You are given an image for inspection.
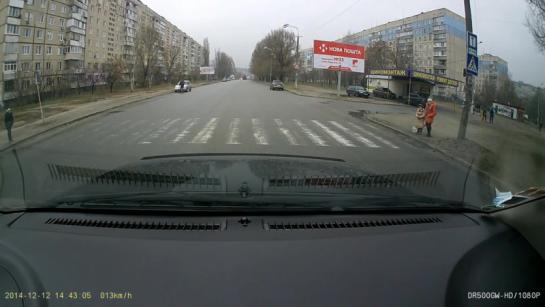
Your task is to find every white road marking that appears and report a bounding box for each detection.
[138,119,181,144]
[311,120,355,147]
[120,119,148,144]
[191,117,218,143]
[364,123,379,130]
[329,121,379,148]
[274,119,299,145]
[170,118,200,143]
[251,118,269,145]
[293,119,328,146]
[348,122,399,149]
[226,118,241,144]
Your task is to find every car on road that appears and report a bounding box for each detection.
[405,93,427,106]
[270,80,284,91]
[346,85,370,98]
[373,87,397,99]
[175,80,192,93]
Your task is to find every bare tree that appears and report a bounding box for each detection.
[135,24,163,88]
[103,56,126,93]
[526,0,545,52]
[365,40,396,69]
[165,43,182,83]
[250,29,296,81]
[214,50,236,79]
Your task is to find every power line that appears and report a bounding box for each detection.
[311,0,362,34]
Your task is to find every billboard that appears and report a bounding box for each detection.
[199,66,215,75]
[313,40,365,73]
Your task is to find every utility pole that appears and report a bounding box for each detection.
[283,24,300,88]
[337,65,341,96]
[457,0,474,140]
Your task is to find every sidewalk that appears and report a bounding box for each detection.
[366,101,545,190]
[0,82,214,150]
[285,83,406,107]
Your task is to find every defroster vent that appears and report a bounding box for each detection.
[45,217,224,231]
[264,217,442,230]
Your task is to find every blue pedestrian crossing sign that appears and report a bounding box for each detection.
[466,32,479,76]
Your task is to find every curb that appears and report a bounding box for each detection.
[284,87,410,107]
[365,114,514,190]
[0,82,216,151]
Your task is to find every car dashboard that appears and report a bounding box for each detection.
[0,209,544,307]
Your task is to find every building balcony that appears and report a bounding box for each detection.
[7,17,21,25]
[70,40,85,47]
[123,40,134,46]
[3,71,16,80]
[71,12,84,21]
[64,53,84,61]
[68,26,86,35]
[9,0,24,8]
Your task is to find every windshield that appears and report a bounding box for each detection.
[1,1,544,213]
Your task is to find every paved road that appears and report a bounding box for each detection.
[1,80,494,206]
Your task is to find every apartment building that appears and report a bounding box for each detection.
[1,0,203,105]
[301,8,466,98]
[475,53,508,93]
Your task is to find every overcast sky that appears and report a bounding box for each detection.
[145,0,544,86]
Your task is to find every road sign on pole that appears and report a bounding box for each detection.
[466,32,478,76]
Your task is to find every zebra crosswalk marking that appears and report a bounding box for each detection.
[311,120,355,147]
[191,117,219,143]
[347,122,399,149]
[226,118,241,144]
[329,121,379,148]
[293,119,328,146]
[251,118,269,145]
[274,119,299,145]
[170,118,200,143]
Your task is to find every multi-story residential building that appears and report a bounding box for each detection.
[475,53,508,93]
[302,8,466,98]
[1,0,87,102]
[1,0,202,105]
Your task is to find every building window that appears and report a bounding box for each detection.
[22,62,30,71]
[35,62,41,70]
[4,80,16,92]
[4,43,18,54]
[27,0,34,5]
[8,6,22,18]
[61,5,67,13]
[35,45,42,55]
[22,79,31,89]
[47,31,53,40]
[36,29,43,38]
[58,62,62,70]
[4,61,17,72]
[40,14,45,23]
[46,62,51,70]
[60,18,65,27]
[58,33,64,41]
[46,46,52,54]
[22,28,32,37]
[50,3,56,11]
[57,47,62,55]
[6,24,19,35]
[49,16,54,25]
[40,0,46,8]
[22,45,31,54]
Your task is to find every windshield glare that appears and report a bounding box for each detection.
[1,1,544,213]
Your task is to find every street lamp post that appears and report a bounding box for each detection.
[264,46,274,82]
[283,24,300,89]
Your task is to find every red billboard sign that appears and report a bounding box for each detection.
[313,40,365,72]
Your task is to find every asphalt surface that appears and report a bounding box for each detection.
[1,80,495,207]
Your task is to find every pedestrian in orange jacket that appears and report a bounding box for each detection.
[424,97,437,137]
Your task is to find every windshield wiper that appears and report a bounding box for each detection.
[49,191,480,213]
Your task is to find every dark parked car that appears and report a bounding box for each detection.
[373,87,397,99]
[346,85,370,98]
[405,93,427,106]
[270,80,284,90]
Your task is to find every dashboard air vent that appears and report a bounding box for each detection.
[45,217,224,231]
[265,217,442,230]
